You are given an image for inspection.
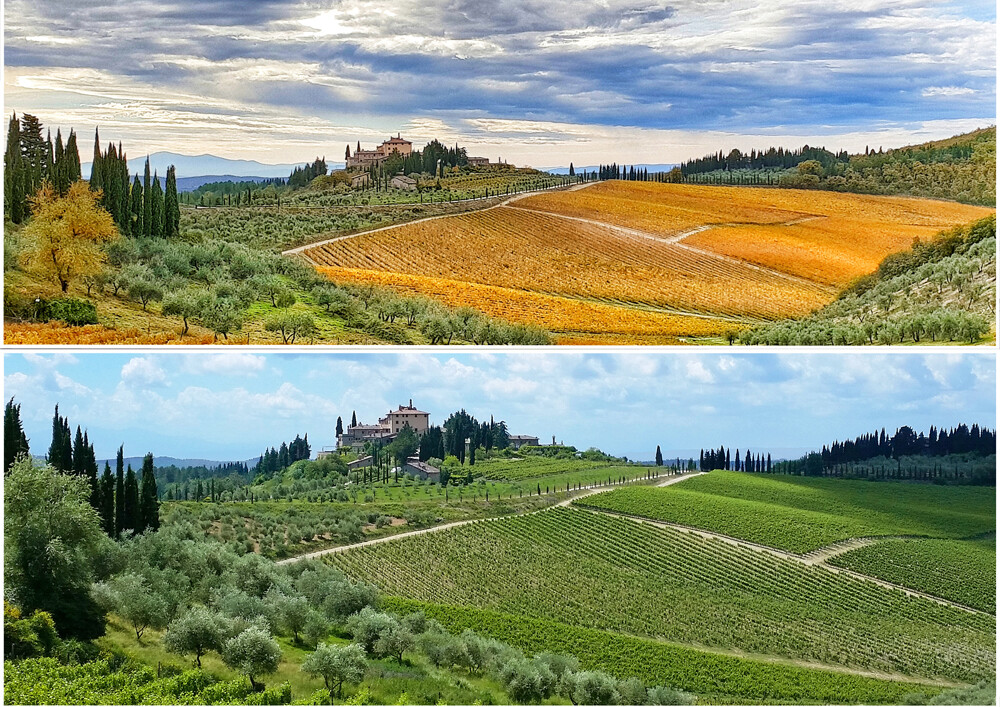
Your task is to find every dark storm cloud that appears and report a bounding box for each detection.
[5,0,995,135]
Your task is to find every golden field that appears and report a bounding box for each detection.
[3,321,216,345]
[304,182,993,343]
[318,266,742,344]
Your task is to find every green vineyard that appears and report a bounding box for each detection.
[474,457,615,481]
[327,507,995,684]
[381,597,945,705]
[828,537,997,613]
[574,471,996,552]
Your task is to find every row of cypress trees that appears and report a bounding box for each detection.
[3,112,180,237]
[90,127,179,237]
[4,113,82,223]
[26,402,159,537]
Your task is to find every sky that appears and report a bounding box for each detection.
[3,0,996,167]
[3,351,995,463]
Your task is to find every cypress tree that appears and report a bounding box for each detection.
[143,157,152,237]
[655,445,663,466]
[123,464,139,534]
[115,445,126,538]
[130,174,144,236]
[336,416,344,437]
[20,114,46,194]
[84,432,100,511]
[4,114,26,223]
[72,426,86,477]
[351,411,357,427]
[53,128,67,194]
[47,405,72,473]
[65,129,81,183]
[99,461,115,537]
[117,143,130,232]
[4,397,30,472]
[164,165,179,236]
[90,127,103,192]
[149,172,164,237]
[139,452,160,532]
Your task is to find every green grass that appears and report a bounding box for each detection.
[382,597,947,705]
[573,471,995,553]
[328,507,995,684]
[828,537,996,613]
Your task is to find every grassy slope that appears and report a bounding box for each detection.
[573,471,995,553]
[328,507,994,685]
[827,537,996,613]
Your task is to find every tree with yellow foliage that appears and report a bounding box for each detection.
[20,181,118,293]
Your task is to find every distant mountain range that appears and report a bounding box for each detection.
[544,163,678,175]
[175,175,277,192]
[92,456,252,470]
[81,151,347,184]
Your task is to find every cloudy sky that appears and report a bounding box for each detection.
[3,351,994,462]
[4,0,995,167]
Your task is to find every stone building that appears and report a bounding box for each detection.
[345,134,413,169]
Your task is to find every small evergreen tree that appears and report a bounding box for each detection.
[4,397,30,473]
[115,446,126,537]
[99,462,115,537]
[655,445,663,466]
[123,465,139,534]
[139,452,160,532]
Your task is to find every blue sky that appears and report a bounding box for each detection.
[3,0,995,166]
[3,352,994,463]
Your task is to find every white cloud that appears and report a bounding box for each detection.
[182,353,266,376]
[121,357,168,388]
[923,86,975,97]
[685,360,715,384]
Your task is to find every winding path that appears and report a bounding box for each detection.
[282,181,599,259]
[276,472,698,565]
[571,506,990,616]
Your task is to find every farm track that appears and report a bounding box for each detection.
[572,506,992,616]
[277,472,698,565]
[283,181,598,258]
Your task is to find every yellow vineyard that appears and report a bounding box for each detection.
[303,182,993,343]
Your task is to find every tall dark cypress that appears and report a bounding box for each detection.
[115,445,126,538]
[655,445,663,466]
[130,175,144,236]
[90,127,103,192]
[164,165,179,236]
[149,171,164,237]
[139,453,160,532]
[53,129,67,194]
[123,464,139,534]
[84,432,100,511]
[19,114,46,195]
[97,462,115,536]
[65,129,81,183]
[72,426,86,477]
[142,157,152,237]
[4,114,26,223]
[47,405,72,472]
[4,397,30,472]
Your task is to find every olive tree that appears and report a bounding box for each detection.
[163,606,232,667]
[302,642,367,697]
[222,626,282,691]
